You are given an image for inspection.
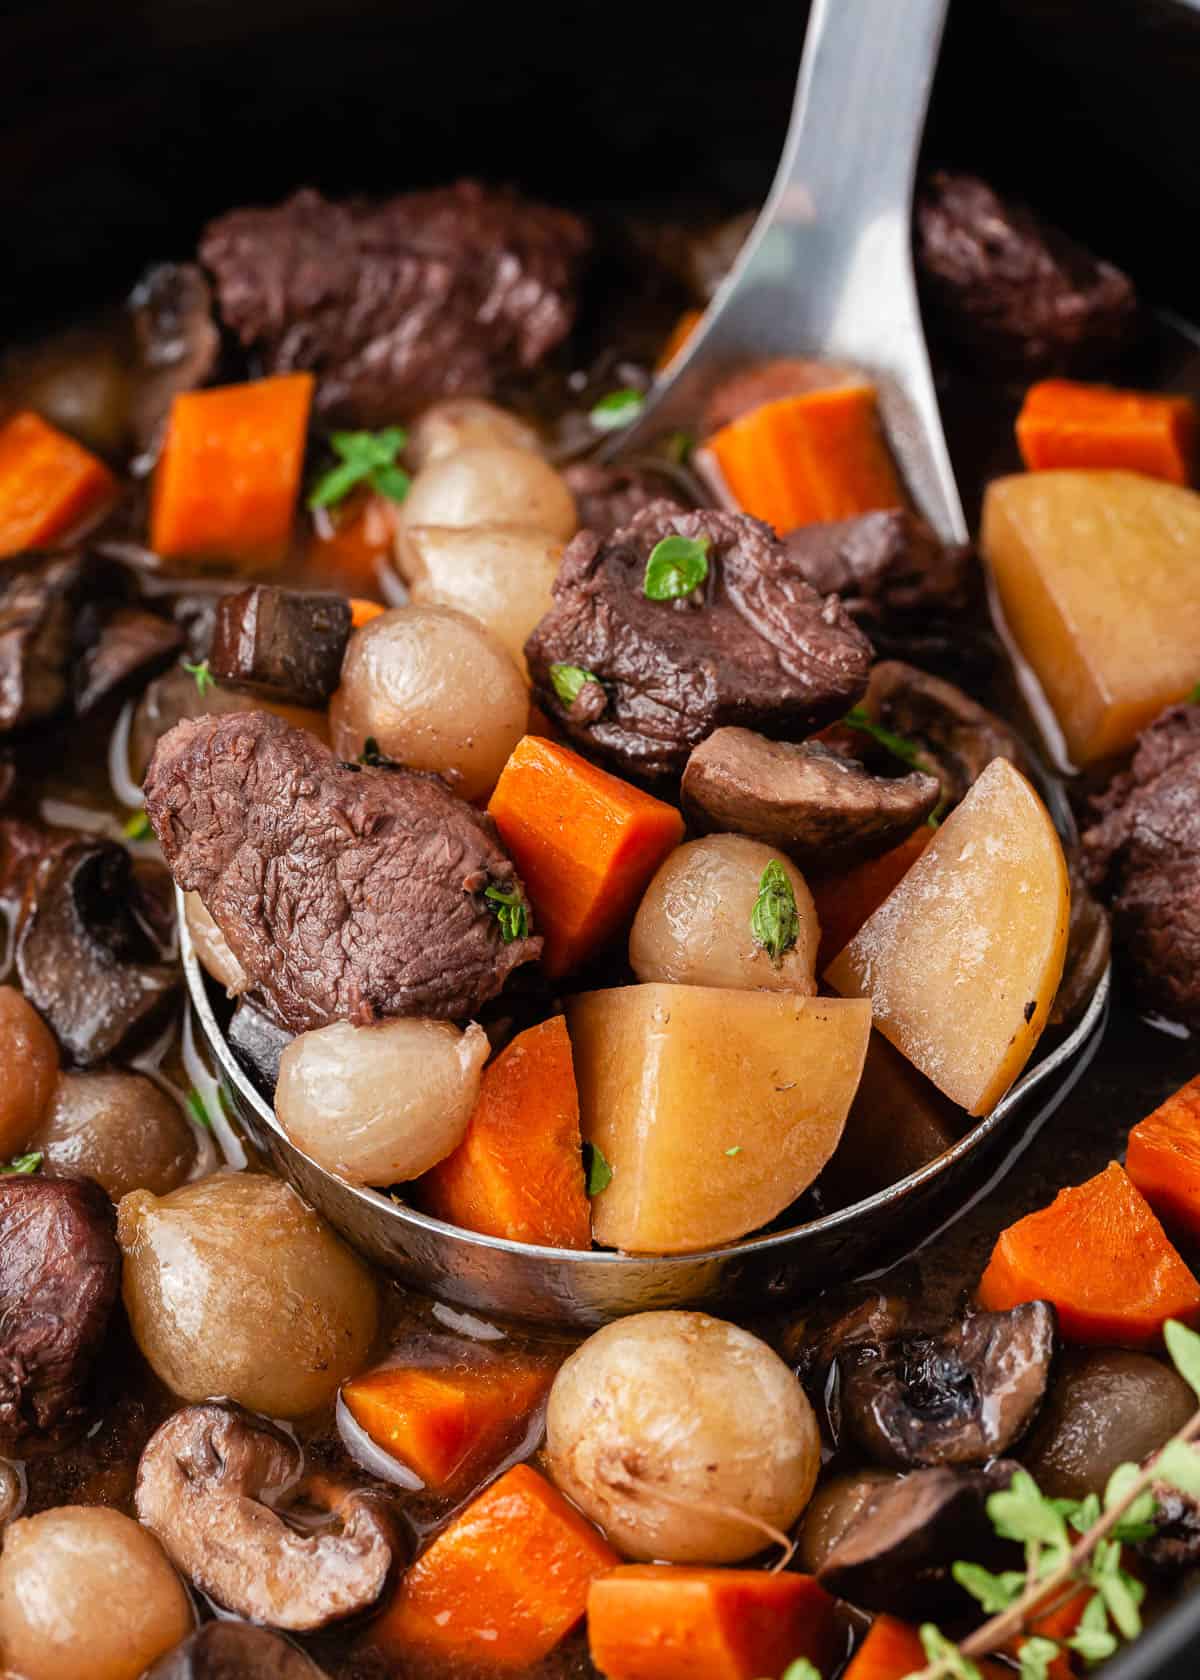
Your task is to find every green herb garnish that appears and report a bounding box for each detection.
[843,705,927,770]
[182,658,214,698]
[549,664,601,707]
[589,389,644,431]
[0,1152,43,1176]
[123,809,152,842]
[1190,682,1200,703]
[663,430,695,465]
[308,427,410,511]
[751,860,799,966]
[725,1145,742,1157]
[186,1089,213,1131]
[582,1141,613,1196]
[779,1664,823,1680]
[644,534,711,602]
[484,884,530,943]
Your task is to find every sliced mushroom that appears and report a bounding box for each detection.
[143,1622,328,1680]
[862,660,1028,807]
[682,728,942,868]
[839,1301,1055,1469]
[797,1469,902,1574]
[816,1459,1019,1615]
[74,607,183,717]
[135,1403,394,1631]
[129,262,221,461]
[1139,1458,1200,1575]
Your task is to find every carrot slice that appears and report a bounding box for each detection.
[151,373,313,567]
[705,385,905,533]
[488,735,685,978]
[0,410,117,558]
[1016,379,1196,484]
[587,1566,839,1680]
[656,309,704,373]
[810,827,933,973]
[369,1463,618,1669]
[978,1161,1200,1349]
[308,487,404,596]
[420,1015,591,1248]
[1127,1074,1200,1244]
[341,1358,554,1489]
[842,1616,1009,1680]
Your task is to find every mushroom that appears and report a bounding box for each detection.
[797,1469,902,1574]
[681,729,942,868]
[816,1460,1019,1615]
[861,660,1028,807]
[128,263,220,461]
[135,1403,394,1631]
[143,1622,328,1680]
[839,1301,1056,1469]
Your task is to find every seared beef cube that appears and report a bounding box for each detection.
[0,552,87,734]
[524,503,872,785]
[1082,701,1200,1028]
[143,711,541,1033]
[784,509,975,629]
[201,183,589,426]
[564,462,688,538]
[209,586,351,708]
[74,607,183,715]
[128,262,220,460]
[915,171,1138,375]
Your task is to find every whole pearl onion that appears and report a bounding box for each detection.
[406,398,542,472]
[546,1311,820,1563]
[401,445,576,542]
[330,605,528,802]
[275,1017,489,1186]
[399,524,563,675]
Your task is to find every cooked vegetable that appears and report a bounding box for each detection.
[1127,1073,1200,1242]
[406,398,542,469]
[798,1470,904,1574]
[0,410,116,559]
[0,1505,192,1680]
[368,1463,617,1668]
[590,389,645,430]
[341,1355,555,1488]
[29,1072,197,1200]
[330,604,528,801]
[841,1616,1009,1680]
[982,470,1200,763]
[826,758,1069,1116]
[977,1162,1200,1348]
[704,384,904,533]
[810,827,932,971]
[308,425,409,509]
[586,1567,839,1680]
[1016,379,1196,483]
[628,835,818,993]
[0,985,59,1155]
[419,1015,591,1248]
[307,487,405,596]
[117,1173,377,1416]
[275,1017,489,1186]
[143,1623,325,1680]
[655,307,704,371]
[349,596,386,628]
[568,984,870,1253]
[183,891,248,995]
[397,523,563,673]
[150,373,314,567]
[488,734,685,978]
[545,1311,820,1563]
[401,444,576,539]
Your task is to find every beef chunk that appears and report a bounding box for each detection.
[563,462,688,538]
[784,509,975,629]
[74,606,183,715]
[0,1174,120,1453]
[525,503,872,785]
[1082,702,1200,1027]
[144,711,541,1032]
[128,262,221,459]
[0,552,88,734]
[916,171,1138,375]
[201,184,588,426]
[209,586,351,708]
[16,839,181,1066]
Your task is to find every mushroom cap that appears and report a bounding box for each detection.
[864,660,1028,806]
[143,1621,326,1680]
[135,1403,393,1631]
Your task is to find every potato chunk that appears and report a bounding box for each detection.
[566,985,870,1254]
[982,470,1200,764]
[826,758,1069,1116]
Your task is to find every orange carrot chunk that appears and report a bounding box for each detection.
[656,309,704,373]
[348,597,386,629]
[1127,1073,1200,1244]
[341,1357,554,1489]
[0,410,117,558]
[1016,379,1196,484]
[978,1161,1200,1349]
[488,735,685,979]
[151,373,313,567]
[420,1015,591,1248]
[369,1463,619,1669]
[811,827,933,973]
[843,1616,1009,1680]
[587,1566,839,1680]
[308,488,405,596]
[705,385,905,534]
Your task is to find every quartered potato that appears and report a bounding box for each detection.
[566,984,871,1253]
[826,758,1069,1116]
[982,469,1200,764]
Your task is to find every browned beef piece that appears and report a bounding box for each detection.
[201,184,589,426]
[525,503,872,785]
[563,462,688,537]
[209,586,351,708]
[783,510,975,629]
[0,1175,120,1453]
[144,711,541,1032]
[1082,702,1200,1027]
[128,262,221,459]
[915,171,1138,374]
[74,607,183,716]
